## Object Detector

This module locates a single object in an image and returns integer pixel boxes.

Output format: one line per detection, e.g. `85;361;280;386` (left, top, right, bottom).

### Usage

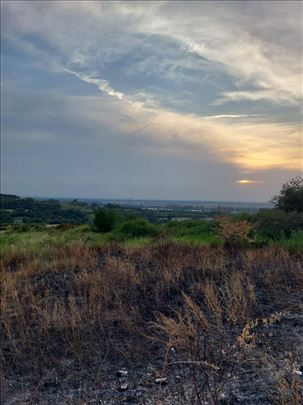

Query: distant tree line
1;176;302;240
93;176;303;244
0;194;89;225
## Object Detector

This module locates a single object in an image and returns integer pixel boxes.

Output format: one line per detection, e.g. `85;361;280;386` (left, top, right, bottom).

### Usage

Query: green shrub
93;207;118;233
233;212;255;222
256;209;303;240
5;223;46;232
164;220;215;237
115;218;158;238
276;230;303;250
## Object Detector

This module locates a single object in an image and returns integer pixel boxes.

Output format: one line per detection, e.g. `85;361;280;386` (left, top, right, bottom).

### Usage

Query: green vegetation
256;208;303;241
114;217;158;239
163;219;219;245
1;177;303;251
1;214;302;255
272;175;303;212
0;194;221;227
0;194;90;225
93;207;118;232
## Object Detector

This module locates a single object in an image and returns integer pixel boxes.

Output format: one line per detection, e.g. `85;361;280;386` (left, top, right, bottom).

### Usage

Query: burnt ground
1;244;303;404
3;311;303;405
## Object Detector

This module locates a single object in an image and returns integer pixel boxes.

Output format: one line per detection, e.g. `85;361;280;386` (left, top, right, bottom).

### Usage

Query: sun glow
236;179;256;184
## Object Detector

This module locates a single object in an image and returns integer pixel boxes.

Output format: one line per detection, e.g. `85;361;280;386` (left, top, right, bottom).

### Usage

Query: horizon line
2;192;272;206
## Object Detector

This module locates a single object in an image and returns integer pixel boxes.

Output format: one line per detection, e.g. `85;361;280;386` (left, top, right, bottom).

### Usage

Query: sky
1;0;302;202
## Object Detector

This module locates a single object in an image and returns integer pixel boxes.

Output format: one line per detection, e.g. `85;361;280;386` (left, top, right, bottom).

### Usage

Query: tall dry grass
1;240;302;402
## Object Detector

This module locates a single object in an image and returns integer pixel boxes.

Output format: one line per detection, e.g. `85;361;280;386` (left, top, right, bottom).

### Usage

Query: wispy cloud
1;1;302;200
2;1;301;107
213;90;300;106
63;68;124;100
203;114;259;120
75;90;301;172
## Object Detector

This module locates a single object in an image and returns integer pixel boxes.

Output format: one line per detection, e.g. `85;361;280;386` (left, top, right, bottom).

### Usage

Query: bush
115;218;158;238
256;209;303;240
256;209;287;241
282;211;303;237
55;223;77;231
165;220;215;237
93;207;118;233
6;224;46;232
217;215;255;249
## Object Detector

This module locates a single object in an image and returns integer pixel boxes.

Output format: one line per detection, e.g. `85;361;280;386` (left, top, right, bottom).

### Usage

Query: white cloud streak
63;68;124;100
2;1;302;174
213;90;300;106
2;1;302;106
203;114;259;120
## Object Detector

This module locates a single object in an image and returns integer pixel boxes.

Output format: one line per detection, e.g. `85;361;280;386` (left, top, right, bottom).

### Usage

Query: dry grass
217;215;255;249
1;240;303;403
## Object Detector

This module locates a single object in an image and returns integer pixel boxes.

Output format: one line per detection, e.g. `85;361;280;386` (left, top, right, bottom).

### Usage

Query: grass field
1;214;302;403
1;225;303;403
1;221;303;257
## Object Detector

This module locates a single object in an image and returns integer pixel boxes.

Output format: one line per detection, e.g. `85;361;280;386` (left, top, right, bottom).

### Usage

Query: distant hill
1;193;272;227
0;194;90;225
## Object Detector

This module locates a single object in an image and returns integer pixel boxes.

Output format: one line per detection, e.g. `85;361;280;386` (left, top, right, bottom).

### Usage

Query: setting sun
236;179;256;184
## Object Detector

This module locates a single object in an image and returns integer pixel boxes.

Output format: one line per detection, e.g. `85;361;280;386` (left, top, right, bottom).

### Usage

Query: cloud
1;1;302;201
204;114;259;120
137;110;302;171
63;68;124;100
139;1;302;105
67;87;301;172
2;1;301;107
213;90;300;106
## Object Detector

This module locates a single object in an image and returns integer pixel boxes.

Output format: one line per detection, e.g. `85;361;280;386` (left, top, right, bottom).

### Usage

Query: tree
93;207;117;233
272;176;303;213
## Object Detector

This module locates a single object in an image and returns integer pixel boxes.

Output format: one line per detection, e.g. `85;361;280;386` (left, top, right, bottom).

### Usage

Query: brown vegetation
217;215;255;249
1;241;303;403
